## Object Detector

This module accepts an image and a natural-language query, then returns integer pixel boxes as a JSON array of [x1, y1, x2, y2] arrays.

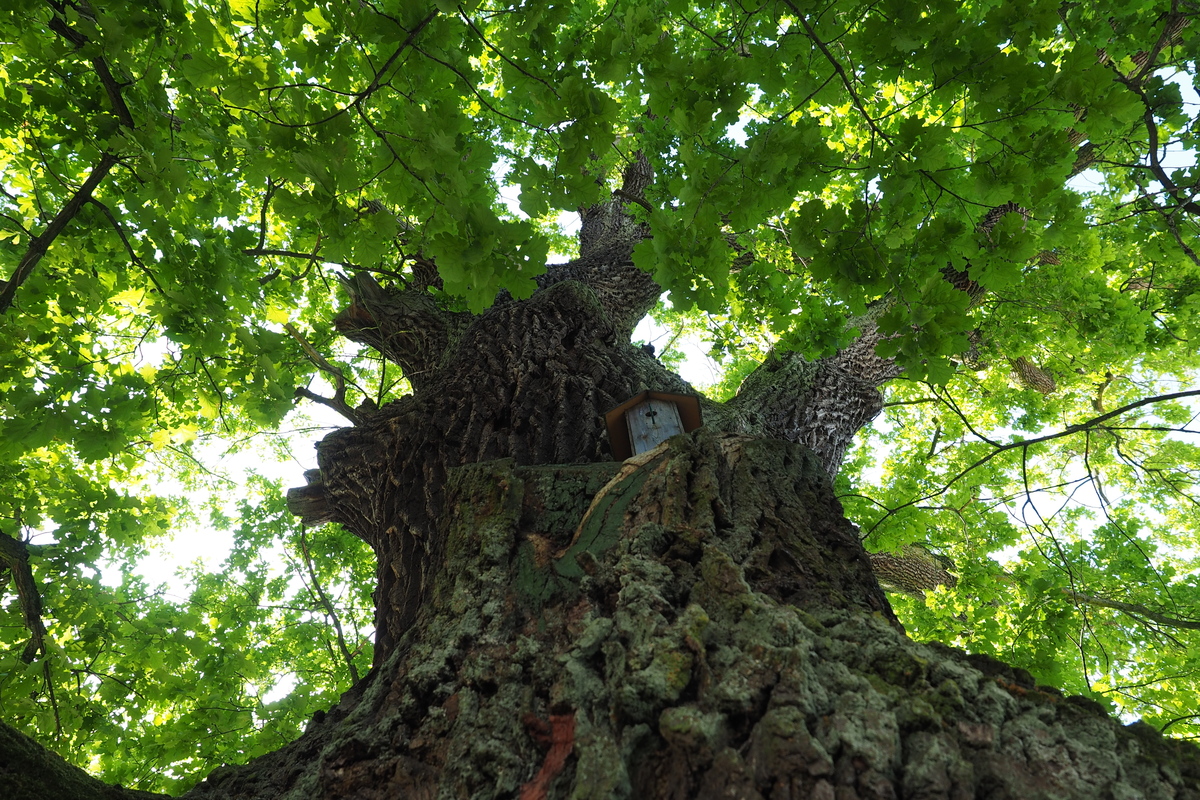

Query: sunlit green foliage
[[2, 0, 1199, 791], [840, 364, 1200, 734]]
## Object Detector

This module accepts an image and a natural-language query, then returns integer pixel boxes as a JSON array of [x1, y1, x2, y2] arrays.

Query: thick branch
[[724, 313, 903, 477], [333, 272, 471, 392], [0, 152, 119, 315], [870, 545, 957, 597], [286, 470, 338, 528], [0, 534, 47, 663], [45, 5, 136, 129], [1, 717, 164, 800], [2, 5, 138, 314], [537, 154, 660, 337]]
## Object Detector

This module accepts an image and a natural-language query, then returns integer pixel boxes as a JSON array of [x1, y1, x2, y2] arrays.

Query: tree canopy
[[2, 0, 1199, 792]]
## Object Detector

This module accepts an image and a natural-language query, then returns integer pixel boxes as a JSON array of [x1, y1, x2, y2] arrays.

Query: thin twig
[[298, 531, 361, 683], [88, 198, 166, 293], [866, 388, 1200, 535], [787, 1, 892, 145], [285, 323, 365, 425], [1063, 589, 1200, 631], [243, 248, 361, 270]]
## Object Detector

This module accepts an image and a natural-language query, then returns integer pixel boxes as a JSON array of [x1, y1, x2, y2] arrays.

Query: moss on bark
[[183, 429, 1200, 799]]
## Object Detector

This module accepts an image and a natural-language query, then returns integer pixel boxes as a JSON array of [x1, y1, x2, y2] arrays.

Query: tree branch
[[2, 3, 140, 314], [243, 248, 361, 271], [1138, 104, 1200, 216], [294, 387, 362, 426], [297, 531, 361, 683], [724, 312, 903, 477], [332, 271, 471, 391], [0, 151, 119, 315], [0, 533, 48, 664], [285, 323, 365, 425], [1062, 588, 1200, 631], [788, 1, 892, 146], [230, 10, 438, 129], [88, 198, 166, 293], [46, 4, 135, 129], [866, 389, 1200, 535]]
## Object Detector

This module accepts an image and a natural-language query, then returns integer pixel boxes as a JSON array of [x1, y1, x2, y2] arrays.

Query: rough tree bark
[[3, 159, 1200, 798]]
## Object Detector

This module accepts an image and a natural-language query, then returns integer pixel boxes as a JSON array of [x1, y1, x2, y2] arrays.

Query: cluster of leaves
[[2, 455, 374, 793], [1, 0, 1200, 791], [839, 361, 1200, 736]]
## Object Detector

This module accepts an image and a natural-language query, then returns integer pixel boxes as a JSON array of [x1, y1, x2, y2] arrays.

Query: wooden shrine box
[[604, 390, 703, 460]]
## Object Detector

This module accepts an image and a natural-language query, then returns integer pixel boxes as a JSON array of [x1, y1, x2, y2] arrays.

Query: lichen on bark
[[192, 429, 1200, 799]]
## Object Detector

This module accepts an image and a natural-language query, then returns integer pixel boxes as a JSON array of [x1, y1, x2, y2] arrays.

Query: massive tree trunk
[[238, 163, 1199, 796], [4, 164, 1200, 798], [5, 430, 1200, 798]]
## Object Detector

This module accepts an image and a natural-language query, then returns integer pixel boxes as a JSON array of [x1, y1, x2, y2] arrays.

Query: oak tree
[[3, 0, 1200, 796]]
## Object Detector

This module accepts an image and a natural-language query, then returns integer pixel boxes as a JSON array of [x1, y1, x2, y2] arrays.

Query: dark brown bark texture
[[286, 161, 906, 664], [0, 718, 162, 800], [182, 430, 1198, 799]]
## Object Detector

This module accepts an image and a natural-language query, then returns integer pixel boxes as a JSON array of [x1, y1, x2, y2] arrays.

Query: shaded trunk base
[[183, 430, 1198, 800]]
